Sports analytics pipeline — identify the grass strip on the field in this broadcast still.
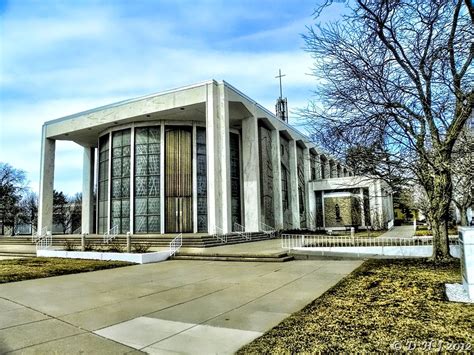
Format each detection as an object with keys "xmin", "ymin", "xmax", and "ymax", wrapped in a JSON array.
[
  {"xmin": 0, "ymin": 257, "xmax": 132, "ymax": 284},
  {"xmin": 238, "ymin": 258, "xmax": 473, "ymax": 353}
]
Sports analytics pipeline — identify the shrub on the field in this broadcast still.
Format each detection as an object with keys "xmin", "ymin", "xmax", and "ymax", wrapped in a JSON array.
[
  {"xmin": 132, "ymin": 242, "xmax": 152, "ymax": 253},
  {"xmin": 106, "ymin": 239, "xmax": 124, "ymax": 252},
  {"xmin": 84, "ymin": 240, "xmax": 94, "ymax": 251},
  {"xmin": 63, "ymin": 239, "xmax": 76, "ymax": 251}
]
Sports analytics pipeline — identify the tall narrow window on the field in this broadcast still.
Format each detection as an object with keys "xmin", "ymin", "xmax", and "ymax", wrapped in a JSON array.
[
  {"xmin": 320, "ymin": 156, "xmax": 326, "ymax": 179},
  {"xmin": 111, "ymin": 129, "xmax": 131, "ymax": 234},
  {"xmin": 280, "ymin": 135, "xmax": 291, "ymax": 228},
  {"xmin": 297, "ymin": 146, "xmax": 306, "ymax": 228},
  {"xmin": 134, "ymin": 127, "xmax": 161, "ymax": 233},
  {"xmin": 98, "ymin": 135, "xmax": 109, "ymax": 234},
  {"xmin": 310, "ymin": 153, "xmax": 317, "ymax": 180},
  {"xmin": 315, "ymin": 191, "xmax": 323, "ymax": 228},
  {"xmin": 196, "ymin": 127, "xmax": 208, "ymax": 232},
  {"xmin": 230, "ymin": 132, "xmax": 241, "ymax": 229},
  {"xmin": 258, "ymin": 125, "xmax": 274, "ymax": 227}
]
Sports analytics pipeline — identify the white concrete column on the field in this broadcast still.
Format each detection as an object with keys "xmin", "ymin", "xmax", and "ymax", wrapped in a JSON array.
[
  {"xmin": 359, "ymin": 188, "xmax": 366, "ymax": 227},
  {"xmin": 107, "ymin": 132, "xmax": 112, "ymax": 232},
  {"xmin": 192, "ymin": 123, "xmax": 198, "ymax": 233},
  {"xmin": 206, "ymin": 82, "xmax": 231, "ymax": 234},
  {"xmin": 288, "ymin": 140, "xmax": 300, "ymax": 229},
  {"xmin": 218, "ymin": 85, "xmax": 232, "ymax": 234},
  {"xmin": 304, "ymin": 148, "xmax": 315, "ymax": 230},
  {"xmin": 81, "ymin": 146, "xmax": 95, "ymax": 234},
  {"xmin": 321, "ymin": 190, "xmax": 326, "ymax": 228},
  {"xmin": 129, "ymin": 127, "xmax": 135, "ymax": 234},
  {"xmin": 160, "ymin": 122, "xmax": 165, "ymax": 234},
  {"xmin": 38, "ymin": 125, "xmax": 55, "ymax": 233},
  {"xmin": 368, "ymin": 181, "xmax": 381, "ymax": 228},
  {"xmin": 271, "ymin": 129, "xmax": 283, "ymax": 230},
  {"xmin": 241, "ymin": 115, "xmax": 261, "ymax": 232},
  {"xmin": 377, "ymin": 180, "xmax": 385, "ymax": 225}
]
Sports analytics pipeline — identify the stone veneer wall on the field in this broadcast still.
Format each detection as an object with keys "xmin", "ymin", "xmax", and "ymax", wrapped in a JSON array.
[{"xmin": 324, "ymin": 196, "xmax": 361, "ymax": 227}]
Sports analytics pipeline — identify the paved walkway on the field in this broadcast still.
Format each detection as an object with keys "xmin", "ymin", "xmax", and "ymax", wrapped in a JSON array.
[
  {"xmin": 377, "ymin": 225, "xmax": 414, "ymax": 239},
  {"xmin": 0, "ymin": 258, "xmax": 362, "ymax": 354},
  {"xmin": 178, "ymin": 238, "xmax": 284, "ymax": 256}
]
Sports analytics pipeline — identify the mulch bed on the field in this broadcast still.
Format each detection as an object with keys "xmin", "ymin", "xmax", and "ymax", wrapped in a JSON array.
[{"xmin": 238, "ymin": 258, "xmax": 473, "ymax": 353}]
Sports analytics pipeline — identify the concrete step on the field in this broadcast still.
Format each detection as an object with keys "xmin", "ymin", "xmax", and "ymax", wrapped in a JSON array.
[
  {"xmin": 1, "ymin": 233, "xmax": 276, "ymax": 249},
  {"xmin": 172, "ymin": 254, "xmax": 293, "ymax": 263}
]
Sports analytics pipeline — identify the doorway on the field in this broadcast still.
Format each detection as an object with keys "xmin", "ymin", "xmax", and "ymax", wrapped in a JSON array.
[{"xmin": 165, "ymin": 127, "xmax": 193, "ymax": 233}]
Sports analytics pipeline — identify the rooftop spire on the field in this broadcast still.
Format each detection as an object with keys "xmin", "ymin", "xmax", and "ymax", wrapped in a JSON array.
[{"xmin": 275, "ymin": 69, "xmax": 288, "ymax": 122}]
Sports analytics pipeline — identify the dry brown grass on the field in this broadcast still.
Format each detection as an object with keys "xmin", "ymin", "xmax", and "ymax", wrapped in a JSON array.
[
  {"xmin": 238, "ymin": 259, "xmax": 473, "ymax": 353},
  {"xmin": 0, "ymin": 257, "xmax": 132, "ymax": 284}
]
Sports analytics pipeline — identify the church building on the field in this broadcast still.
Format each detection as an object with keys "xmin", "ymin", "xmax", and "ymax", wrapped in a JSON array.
[{"xmin": 37, "ymin": 80, "xmax": 394, "ymax": 236}]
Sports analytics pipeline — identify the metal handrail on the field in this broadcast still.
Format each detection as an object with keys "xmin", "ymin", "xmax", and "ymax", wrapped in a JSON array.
[
  {"xmin": 32, "ymin": 227, "xmax": 47, "ymax": 243},
  {"xmin": 260, "ymin": 222, "xmax": 276, "ymax": 238},
  {"xmin": 213, "ymin": 226, "xmax": 227, "ymax": 243},
  {"xmin": 234, "ymin": 222, "xmax": 251, "ymax": 240},
  {"xmin": 169, "ymin": 233, "xmax": 183, "ymax": 257},
  {"xmin": 36, "ymin": 231, "xmax": 52, "ymax": 250},
  {"xmin": 103, "ymin": 225, "xmax": 119, "ymax": 244}
]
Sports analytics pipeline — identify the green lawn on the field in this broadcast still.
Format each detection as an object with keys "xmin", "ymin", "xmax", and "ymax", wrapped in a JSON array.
[
  {"xmin": 238, "ymin": 259, "xmax": 473, "ymax": 353},
  {"xmin": 0, "ymin": 258, "xmax": 132, "ymax": 284},
  {"xmin": 415, "ymin": 229, "xmax": 458, "ymax": 236}
]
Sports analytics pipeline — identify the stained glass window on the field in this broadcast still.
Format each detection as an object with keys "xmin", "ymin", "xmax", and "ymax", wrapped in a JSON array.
[
  {"xmin": 111, "ymin": 129, "xmax": 131, "ymax": 234},
  {"xmin": 297, "ymin": 146, "xmax": 306, "ymax": 228},
  {"xmin": 98, "ymin": 135, "xmax": 109, "ymax": 234},
  {"xmin": 259, "ymin": 126, "xmax": 274, "ymax": 227},
  {"xmin": 230, "ymin": 132, "xmax": 241, "ymax": 230},
  {"xmin": 196, "ymin": 127, "xmax": 208, "ymax": 232},
  {"xmin": 310, "ymin": 153, "xmax": 318, "ymax": 180},
  {"xmin": 134, "ymin": 127, "xmax": 161, "ymax": 233},
  {"xmin": 280, "ymin": 135, "xmax": 291, "ymax": 228}
]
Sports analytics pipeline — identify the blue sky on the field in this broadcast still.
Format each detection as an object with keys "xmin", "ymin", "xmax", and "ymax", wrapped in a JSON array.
[{"xmin": 0, "ymin": 0, "xmax": 346, "ymax": 196}]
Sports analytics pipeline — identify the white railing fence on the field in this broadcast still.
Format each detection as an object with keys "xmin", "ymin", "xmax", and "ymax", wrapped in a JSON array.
[
  {"xmin": 169, "ymin": 233, "xmax": 183, "ymax": 257},
  {"xmin": 32, "ymin": 227, "xmax": 47, "ymax": 243},
  {"xmin": 36, "ymin": 231, "xmax": 52, "ymax": 250},
  {"xmin": 260, "ymin": 222, "xmax": 276, "ymax": 238},
  {"xmin": 234, "ymin": 222, "xmax": 251, "ymax": 240},
  {"xmin": 103, "ymin": 225, "xmax": 119, "ymax": 244},
  {"xmin": 281, "ymin": 233, "xmax": 459, "ymax": 250},
  {"xmin": 212, "ymin": 226, "xmax": 227, "ymax": 243}
]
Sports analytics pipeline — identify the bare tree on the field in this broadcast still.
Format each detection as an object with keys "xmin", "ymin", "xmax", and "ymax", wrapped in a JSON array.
[
  {"xmin": 302, "ymin": 0, "xmax": 473, "ymax": 260},
  {"xmin": 0, "ymin": 163, "xmax": 28, "ymax": 235},
  {"xmin": 18, "ymin": 192, "xmax": 38, "ymax": 233},
  {"xmin": 451, "ymin": 126, "xmax": 473, "ymax": 226}
]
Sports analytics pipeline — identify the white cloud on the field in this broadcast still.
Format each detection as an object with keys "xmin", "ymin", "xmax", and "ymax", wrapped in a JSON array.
[{"xmin": 0, "ymin": 0, "xmax": 336, "ymax": 195}]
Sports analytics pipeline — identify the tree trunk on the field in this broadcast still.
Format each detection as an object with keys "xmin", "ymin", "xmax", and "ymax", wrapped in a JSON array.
[
  {"xmin": 459, "ymin": 207, "xmax": 469, "ymax": 226},
  {"xmin": 429, "ymin": 170, "xmax": 453, "ymax": 260},
  {"xmin": 431, "ymin": 218, "xmax": 451, "ymax": 260}
]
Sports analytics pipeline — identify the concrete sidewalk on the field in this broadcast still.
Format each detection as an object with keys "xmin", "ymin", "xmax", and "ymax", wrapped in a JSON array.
[
  {"xmin": 0, "ymin": 258, "xmax": 362, "ymax": 354},
  {"xmin": 377, "ymin": 225, "xmax": 414, "ymax": 239}
]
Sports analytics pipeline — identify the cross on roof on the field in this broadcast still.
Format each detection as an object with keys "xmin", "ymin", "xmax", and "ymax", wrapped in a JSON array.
[{"xmin": 275, "ymin": 69, "xmax": 286, "ymax": 98}]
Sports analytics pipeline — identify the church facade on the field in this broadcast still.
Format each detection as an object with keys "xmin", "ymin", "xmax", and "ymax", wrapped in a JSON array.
[{"xmin": 38, "ymin": 80, "xmax": 393, "ymax": 235}]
